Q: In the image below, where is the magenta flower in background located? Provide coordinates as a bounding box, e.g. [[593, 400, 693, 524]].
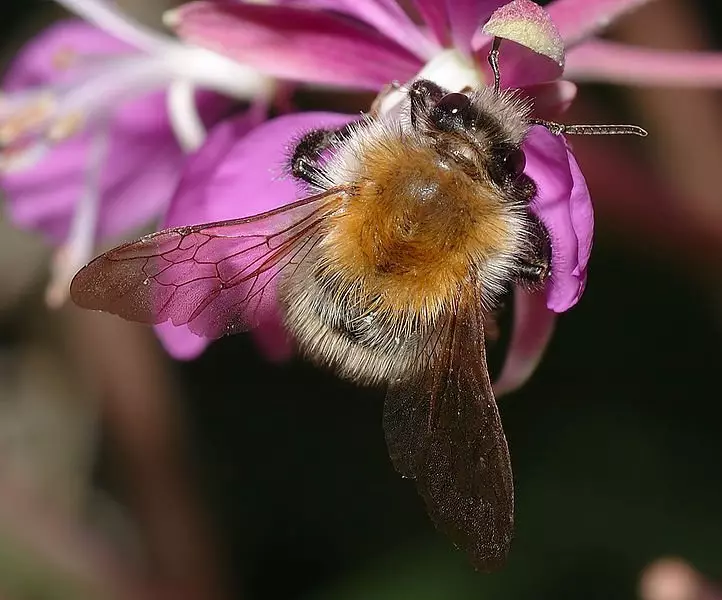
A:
[[0, 0, 272, 308]]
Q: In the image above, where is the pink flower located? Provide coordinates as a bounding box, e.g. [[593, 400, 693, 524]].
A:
[[0, 0, 272, 307], [161, 0, 722, 385], [150, 0, 597, 376], [18, 0, 722, 385]]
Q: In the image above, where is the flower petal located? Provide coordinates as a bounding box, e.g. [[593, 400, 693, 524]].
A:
[[446, 0, 501, 54], [1, 90, 229, 244], [54, 0, 172, 54], [566, 40, 722, 87], [283, 0, 437, 60], [168, 2, 421, 89], [163, 110, 355, 227], [155, 321, 210, 360], [409, 0, 451, 47], [2, 19, 131, 92], [523, 126, 593, 312], [2, 93, 176, 243], [474, 39, 563, 88], [523, 80, 578, 117], [157, 110, 356, 359], [411, 0, 502, 53], [252, 308, 294, 363], [494, 287, 556, 395], [546, 0, 656, 49]]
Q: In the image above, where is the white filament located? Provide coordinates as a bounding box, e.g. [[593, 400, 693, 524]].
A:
[[167, 80, 205, 152], [376, 48, 485, 116], [46, 123, 108, 307], [53, 0, 173, 54]]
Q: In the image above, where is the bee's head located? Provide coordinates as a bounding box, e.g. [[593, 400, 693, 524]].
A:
[[408, 80, 531, 189]]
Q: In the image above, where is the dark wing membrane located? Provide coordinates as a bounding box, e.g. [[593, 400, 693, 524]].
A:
[[383, 293, 514, 571], [70, 188, 346, 339]]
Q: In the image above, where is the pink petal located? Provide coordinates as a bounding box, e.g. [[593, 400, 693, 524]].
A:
[[409, 0, 451, 47], [155, 321, 210, 360], [446, 0, 501, 54], [1, 17, 233, 245], [546, 0, 655, 49], [475, 0, 565, 86], [169, 2, 421, 90], [251, 307, 294, 363], [2, 19, 131, 92], [54, 0, 172, 54], [494, 287, 556, 395], [163, 111, 354, 227], [3, 93, 174, 243], [156, 111, 355, 360], [478, 38, 565, 86], [2, 90, 229, 244], [523, 126, 593, 313], [410, 0, 502, 53], [566, 40, 722, 87], [523, 80, 578, 117], [283, 0, 437, 60]]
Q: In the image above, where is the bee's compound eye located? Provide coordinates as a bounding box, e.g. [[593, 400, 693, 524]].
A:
[[431, 93, 472, 132], [505, 148, 526, 179], [436, 93, 471, 115]]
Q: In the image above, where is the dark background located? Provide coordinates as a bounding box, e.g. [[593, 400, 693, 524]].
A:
[[1, 1, 721, 599]]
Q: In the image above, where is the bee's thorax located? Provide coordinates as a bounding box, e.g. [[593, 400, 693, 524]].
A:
[[319, 136, 527, 323]]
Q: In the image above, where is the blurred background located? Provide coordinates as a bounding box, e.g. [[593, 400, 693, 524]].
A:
[[0, 0, 721, 599]]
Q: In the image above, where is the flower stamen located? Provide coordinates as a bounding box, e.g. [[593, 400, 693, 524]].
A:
[[47, 112, 84, 142], [167, 80, 206, 152], [0, 139, 49, 173], [52, 47, 79, 71], [0, 95, 55, 146], [46, 122, 108, 308]]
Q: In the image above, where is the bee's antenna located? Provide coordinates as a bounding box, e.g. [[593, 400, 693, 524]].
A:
[[529, 118, 648, 137], [487, 37, 502, 95]]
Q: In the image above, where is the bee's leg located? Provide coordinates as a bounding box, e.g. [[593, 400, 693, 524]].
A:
[[408, 79, 445, 128], [515, 216, 551, 287], [290, 124, 359, 188]]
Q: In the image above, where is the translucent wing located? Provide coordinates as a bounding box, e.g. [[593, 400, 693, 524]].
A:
[[383, 291, 514, 571], [70, 188, 347, 338]]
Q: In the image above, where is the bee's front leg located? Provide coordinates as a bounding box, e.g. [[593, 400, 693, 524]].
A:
[[408, 79, 446, 128], [290, 124, 357, 189], [515, 216, 551, 288]]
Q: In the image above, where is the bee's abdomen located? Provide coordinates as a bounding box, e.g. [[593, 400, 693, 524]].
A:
[[279, 257, 422, 385]]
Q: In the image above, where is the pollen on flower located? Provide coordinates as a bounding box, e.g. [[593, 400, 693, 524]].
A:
[[0, 94, 55, 145], [483, 0, 565, 67], [52, 47, 79, 70], [0, 139, 47, 173], [47, 112, 84, 142]]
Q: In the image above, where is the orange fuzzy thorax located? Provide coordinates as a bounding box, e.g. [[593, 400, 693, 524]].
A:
[[317, 139, 514, 328]]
